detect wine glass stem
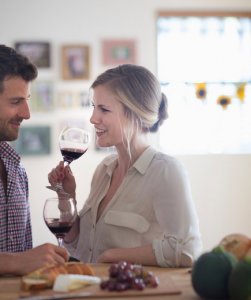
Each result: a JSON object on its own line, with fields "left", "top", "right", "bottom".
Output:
{"left": 54, "top": 161, "right": 70, "bottom": 194}
{"left": 57, "top": 237, "right": 63, "bottom": 247}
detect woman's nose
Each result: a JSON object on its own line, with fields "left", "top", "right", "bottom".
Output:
{"left": 90, "top": 111, "right": 98, "bottom": 124}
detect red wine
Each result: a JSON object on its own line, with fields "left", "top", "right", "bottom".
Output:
{"left": 45, "top": 218, "right": 73, "bottom": 239}
{"left": 61, "top": 148, "right": 87, "bottom": 163}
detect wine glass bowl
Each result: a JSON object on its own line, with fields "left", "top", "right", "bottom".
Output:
{"left": 43, "top": 196, "right": 77, "bottom": 247}
{"left": 59, "top": 127, "right": 91, "bottom": 164}
{"left": 46, "top": 126, "right": 91, "bottom": 193}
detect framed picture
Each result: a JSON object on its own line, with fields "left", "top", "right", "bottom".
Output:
{"left": 62, "top": 45, "right": 90, "bottom": 80}
{"left": 57, "top": 89, "right": 90, "bottom": 108}
{"left": 15, "top": 41, "right": 50, "bottom": 68}
{"left": 14, "top": 126, "right": 51, "bottom": 156}
{"left": 102, "top": 39, "right": 136, "bottom": 65}
{"left": 31, "top": 81, "right": 54, "bottom": 112}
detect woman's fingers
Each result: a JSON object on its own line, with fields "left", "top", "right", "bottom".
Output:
{"left": 48, "top": 162, "right": 65, "bottom": 184}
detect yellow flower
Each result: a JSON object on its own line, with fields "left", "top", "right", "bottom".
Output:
{"left": 236, "top": 83, "right": 246, "bottom": 103}
{"left": 195, "top": 83, "right": 207, "bottom": 100}
{"left": 217, "top": 95, "right": 231, "bottom": 109}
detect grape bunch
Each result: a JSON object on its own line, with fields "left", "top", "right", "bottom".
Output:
{"left": 100, "top": 261, "right": 159, "bottom": 292}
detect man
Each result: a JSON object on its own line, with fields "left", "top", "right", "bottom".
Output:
{"left": 0, "top": 44, "right": 68, "bottom": 275}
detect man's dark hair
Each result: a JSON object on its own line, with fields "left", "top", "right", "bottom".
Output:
{"left": 0, "top": 44, "right": 38, "bottom": 93}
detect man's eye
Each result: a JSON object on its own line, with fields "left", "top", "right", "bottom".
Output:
{"left": 11, "top": 100, "right": 21, "bottom": 105}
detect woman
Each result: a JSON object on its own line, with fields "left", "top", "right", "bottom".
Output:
{"left": 48, "top": 64, "right": 202, "bottom": 267}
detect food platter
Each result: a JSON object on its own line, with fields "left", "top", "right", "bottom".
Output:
{"left": 19, "top": 264, "right": 181, "bottom": 299}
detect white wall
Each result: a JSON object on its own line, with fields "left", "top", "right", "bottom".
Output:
{"left": 1, "top": 0, "right": 251, "bottom": 252}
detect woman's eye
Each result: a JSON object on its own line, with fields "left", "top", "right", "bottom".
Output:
{"left": 101, "top": 107, "right": 110, "bottom": 113}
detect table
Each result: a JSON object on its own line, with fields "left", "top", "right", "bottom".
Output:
{"left": 0, "top": 265, "right": 201, "bottom": 300}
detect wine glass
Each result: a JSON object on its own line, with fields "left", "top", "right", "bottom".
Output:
{"left": 59, "top": 126, "right": 90, "bottom": 164}
{"left": 43, "top": 196, "right": 77, "bottom": 247}
{"left": 47, "top": 126, "right": 91, "bottom": 193}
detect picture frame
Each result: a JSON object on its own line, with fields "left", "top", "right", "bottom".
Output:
{"left": 58, "top": 119, "right": 91, "bottom": 135}
{"left": 102, "top": 39, "right": 136, "bottom": 65}
{"left": 31, "top": 81, "right": 54, "bottom": 112}
{"left": 62, "top": 45, "right": 90, "bottom": 80}
{"left": 14, "top": 126, "right": 51, "bottom": 156}
{"left": 57, "top": 89, "right": 90, "bottom": 108}
{"left": 15, "top": 41, "right": 51, "bottom": 68}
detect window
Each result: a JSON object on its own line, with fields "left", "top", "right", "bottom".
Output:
{"left": 157, "top": 12, "right": 251, "bottom": 154}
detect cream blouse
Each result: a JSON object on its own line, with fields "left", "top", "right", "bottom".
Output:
{"left": 65, "top": 147, "right": 202, "bottom": 267}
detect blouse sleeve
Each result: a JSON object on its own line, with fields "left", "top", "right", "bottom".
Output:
{"left": 152, "top": 158, "right": 202, "bottom": 267}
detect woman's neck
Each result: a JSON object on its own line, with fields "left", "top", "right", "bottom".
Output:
{"left": 116, "top": 139, "right": 149, "bottom": 175}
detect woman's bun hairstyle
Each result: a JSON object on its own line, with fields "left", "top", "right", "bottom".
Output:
{"left": 149, "top": 93, "right": 168, "bottom": 133}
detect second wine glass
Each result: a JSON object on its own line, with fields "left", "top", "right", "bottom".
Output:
{"left": 43, "top": 196, "right": 77, "bottom": 247}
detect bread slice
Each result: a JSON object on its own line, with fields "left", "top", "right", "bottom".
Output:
{"left": 21, "top": 262, "right": 95, "bottom": 291}
{"left": 219, "top": 233, "right": 251, "bottom": 260}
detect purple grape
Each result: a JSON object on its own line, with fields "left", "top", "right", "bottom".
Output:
{"left": 100, "top": 280, "right": 110, "bottom": 290}
{"left": 133, "top": 265, "right": 143, "bottom": 277}
{"left": 109, "top": 263, "right": 119, "bottom": 278}
{"left": 117, "top": 272, "right": 128, "bottom": 283}
{"left": 117, "top": 261, "right": 127, "bottom": 271}
{"left": 149, "top": 275, "right": 160, "bottom": 287}
{"left": 107, "top": 280, "right": 117, "bottom": 291}
{"left": 132, "top": 278, "right": 146, "bottom": 290}
{"left": 99, "top": 261, "right": 159, "bottom": 292}
{"left": 115, "top": 282, "right": 129, "bottom": 291}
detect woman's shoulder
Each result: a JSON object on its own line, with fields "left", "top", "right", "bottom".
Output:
{"left": 150, "top": 149, "right": 187, "bottom": 175}
{"left": 152, "top": 149, "right": 183, "bottom": 166}
{"left": 148, "top": 149, "right": 190, "bottom": 187}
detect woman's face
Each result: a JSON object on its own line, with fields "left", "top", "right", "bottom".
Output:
{"left": 90, "top": 85, "right": 129, "bottom": 148}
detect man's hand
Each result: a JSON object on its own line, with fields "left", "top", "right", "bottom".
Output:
{"left": 12, "top": 243, "right": 69, "bottom": 275}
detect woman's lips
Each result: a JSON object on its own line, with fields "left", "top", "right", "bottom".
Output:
{"left": 95, "top": 128, "right": 106, "bottom": 137}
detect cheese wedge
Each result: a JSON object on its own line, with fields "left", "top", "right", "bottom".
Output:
{"left": 53, "top": 274, "right": 101, "bottom": 292}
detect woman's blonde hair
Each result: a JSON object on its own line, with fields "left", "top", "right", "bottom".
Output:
{"left": 91, "top": 64, "right": 168, "bottom": 134}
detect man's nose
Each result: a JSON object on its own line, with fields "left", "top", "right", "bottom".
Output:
{"left": 19, "top": 101, "right": 31, "bottom": 120}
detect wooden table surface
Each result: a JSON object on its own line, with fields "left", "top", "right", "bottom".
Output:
{"left": 0, "top": 264, "right": 201, "bottom": 300}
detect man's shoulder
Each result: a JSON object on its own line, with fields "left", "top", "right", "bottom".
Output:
{"left": 0, "top": 142, "right": 19, "bottom": 160}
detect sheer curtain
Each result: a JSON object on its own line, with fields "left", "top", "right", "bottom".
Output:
{"left": 157, "top": 16, "right": 251, "bottom": 154}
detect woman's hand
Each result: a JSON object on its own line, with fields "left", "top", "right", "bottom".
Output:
{"left": 48, "top": 162, "right": 76, "bottom": 198}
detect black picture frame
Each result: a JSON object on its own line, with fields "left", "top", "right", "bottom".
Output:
{"left": 15, "top": 41, "right": 51, "bottom": 68}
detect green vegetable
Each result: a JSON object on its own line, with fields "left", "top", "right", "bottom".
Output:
{"left": 229, "top": 256, "right": 251, "bottom": 300}
{"left": 191, "top": 246, "right": 237, "bottom": 299}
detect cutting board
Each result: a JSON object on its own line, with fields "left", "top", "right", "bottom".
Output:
{"left": 19, "top": 269, "right": 182, "bottom": 298}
